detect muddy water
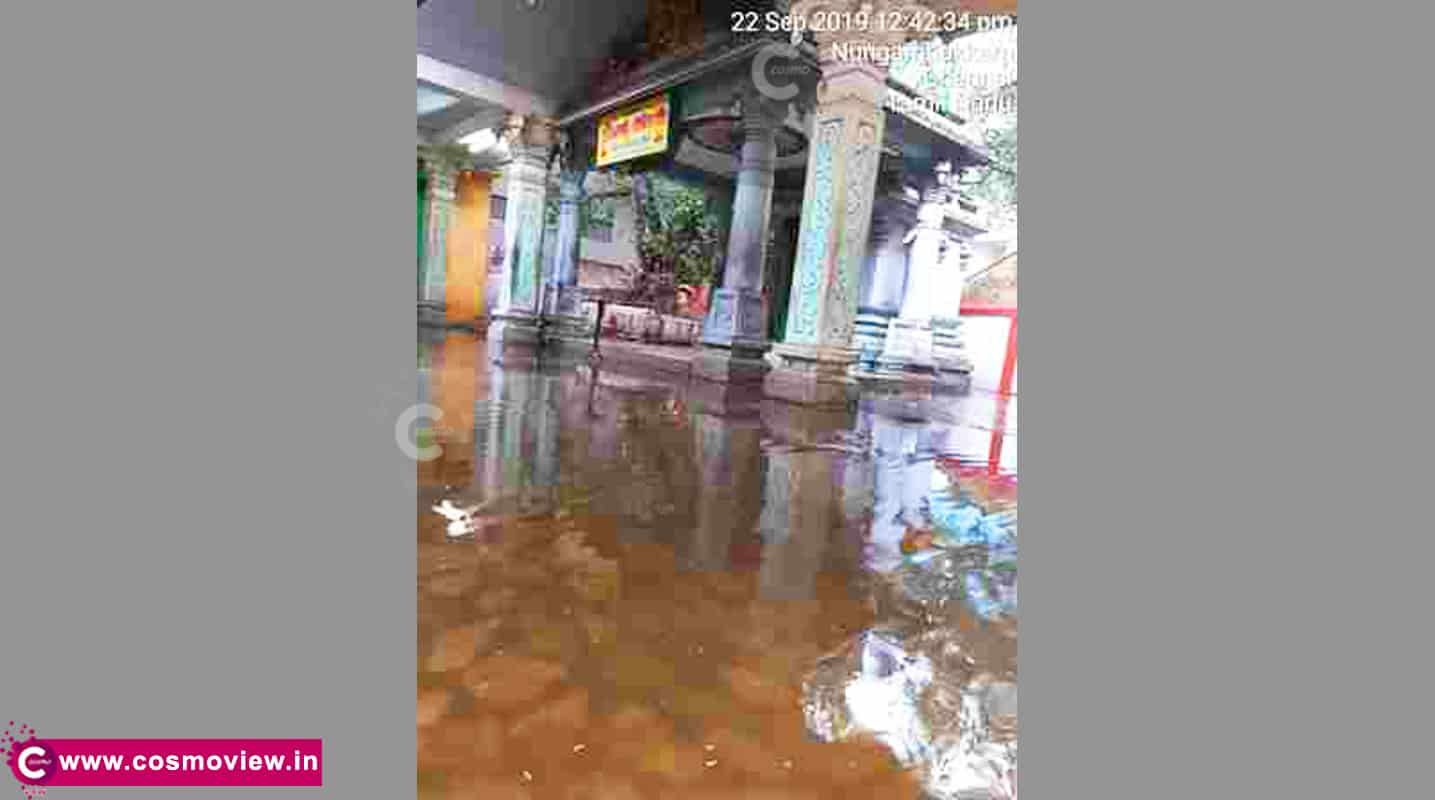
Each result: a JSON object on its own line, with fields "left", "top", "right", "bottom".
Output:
{"left": 417, "top": 333, "right": 1017, "bottom": 799}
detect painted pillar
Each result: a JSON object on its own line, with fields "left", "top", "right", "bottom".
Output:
{"left": 852, "top": 197, "right": 912, "bottom": 369}
{"left": 930, "top": 232, "right": 972, "bottom": 373}
{"left": 542, "top": 167, "right": 592, "bottom": 347}
{"left": 489, "top": 114, "right": 559, "bottom": 355}
{"left": 879, "top": 167, "right": 952, "bottom": 373}
{"left": 698, "top": 94, "right": 779, "bottom": 379}
{"left": 418, "top": 146, "right": 464, "bottom": 324}
{"left": 444, "top": 171, "right": 492, "bottom": 326}
{"left": 765, "top": 59, "right": 888, "bottom": 405}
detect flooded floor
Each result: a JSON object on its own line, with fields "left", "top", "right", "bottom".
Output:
{"left": 417, "top": 333, "right": 1017, "bottom": 799}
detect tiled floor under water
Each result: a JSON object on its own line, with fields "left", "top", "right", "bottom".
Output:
{"left": 417, "top": 333, "right": 1017, "bottom": 799}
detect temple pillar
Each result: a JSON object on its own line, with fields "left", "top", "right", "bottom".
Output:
{"left": 878, "top": 162, "right": 971, "bottom": 388}
{"left": 878, "top": 166, "right": 950, "bottom": 373}
{"left": 852, "top": 195, "right": 912, "bottom": 369}
{"left": 541, "top": 165, "right": 593, "bottom": 352}
{"left": 418, "top": 146, "right": 464, "bottom": 326}
{"left": 489, "top": 114, "right": 559, "bottom": 359}
{"left": 765, "top": 59, "right": 888, "bottom": 405}
{"left": 696, "top": 93, "right": 781, "bottom": 384}
{"left": 931, "top": 233, "right": 973, "bottom": 375}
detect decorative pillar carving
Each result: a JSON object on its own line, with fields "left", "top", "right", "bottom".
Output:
{"left": 765, "top": 57, "right": 889, "bottom": 405}
{"left": 696, "top": 91, "right": 783, "bottom": 383}
{"left": 489, "top": 114, "right": 559, "bottom": 356}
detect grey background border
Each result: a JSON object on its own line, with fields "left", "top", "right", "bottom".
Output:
{"left": 1, "top": 0, "right": 1428, "bottom": 798}
{"left": 1026, "top": 0, "right": 1427, "bottom": 797}
{"left": 0, "top": 1, "right": 415, "bottom": 797}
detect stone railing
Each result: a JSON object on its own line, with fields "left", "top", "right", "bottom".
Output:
{"left": 584, "top": 302, "right": 703, "bottom": 346}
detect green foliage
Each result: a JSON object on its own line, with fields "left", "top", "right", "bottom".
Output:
{"left": 637, "top": 175, "right": 721, "bottom": 286}
{"left": 585, "top": 196, "right": 615, "bottom": 234}
{"left": 625, "top": 173, "right": 722, "bottom": 309}
{"left": 544, "top": 193, "right": 617, "bottom": 239}
{"left": 960, "top": 115, "right": 1017, "bottom": 217}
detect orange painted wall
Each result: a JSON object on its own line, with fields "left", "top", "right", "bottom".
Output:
{"left": 445, "top": 171, "right": 492, "bottom": 323}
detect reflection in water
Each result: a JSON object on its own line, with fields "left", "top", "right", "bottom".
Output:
{"left": 418, "top": 334, "right": 1016, "bottom": 799}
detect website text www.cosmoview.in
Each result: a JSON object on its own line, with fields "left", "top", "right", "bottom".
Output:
{"left": 7, "top": 738, "right": 322, "bottom": 788}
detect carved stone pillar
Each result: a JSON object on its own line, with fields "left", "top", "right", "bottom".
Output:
{"left": 489, "top": 114, "right": 559, "bottom": 358}
{"left": 541, "top": 164, "right": 592, "bottom": 351}
{"left": 852, "top": 194, "right": 913, "bottom": 368}
{"left": 765, "top": 58, "right": 888, "bottom": 405}
{"left": 697, "top": 93, "right": 782, "bottom": 383}
{"left": 931, "top": 234, "right": 973, "bottom": 375}
{"left": 879, "top": 166, "right": 952, "bottom": 373}
{"left": 418, "top": 145, "right": 465, "bottom": 326}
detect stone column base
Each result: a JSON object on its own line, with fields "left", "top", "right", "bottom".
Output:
{"left": 852, "top": 366, "right": 972, "bottom": 397}
{"left": 689, "top": 377, "right": 764, "bottom": 418}
{"left": 700, "top": 287, "right": 768, "bottom": 353}
{"left": 852, "top": 309, "right": 896, "bottom": 369}
{"left": 417, "top": 300, "right": 447, "bottom": 328}
{"left": 763, "top": 342, "right": 858, "bottom": 406}
{"left": 486, "top": 312, "right": 542, "bottom": 364}
{"left": 932, "top": 317, "right": 973, "bottom": 374}
{"left": 538, "top": 286, "right": 595, "bottom": 360}
{"left": 878, "top": 318, "right": 936, "bottom": 372}
{"left": 541, "top": 312, "right": 594, "bottom": 346}
{"left": 694, "top": 346, "right": 769, "bottom": 385}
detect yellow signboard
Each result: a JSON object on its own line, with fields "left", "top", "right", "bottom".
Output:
{"left": 595, "top": 94, "right": 671, "bottom": 167}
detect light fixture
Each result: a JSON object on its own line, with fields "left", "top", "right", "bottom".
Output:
{"left": 457, "top": 127, "right": 498, "bottom": 153}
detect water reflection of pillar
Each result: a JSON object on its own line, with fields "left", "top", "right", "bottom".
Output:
{"left": 683, "top": 412, "right": 763, "bottom": 572}
{"left": 868, "top": 415, "right": 909, "bottom": 572}
{"left": 867, "top": 412, "right": 942, "bottom": 568}
{"left": 434, "top": 335, "right": 478, "bottom": 488}
{"left": 839, "top": 416, "right": 877, "bottom": 568}
{"left": 492, "top": 367, "right": 560, "bottom": 515}
{"left": 530, "top": 368, "right": 562, "bottom": 510}
{"left": 900, "top": 426, "right": 933, "bottom": 531}
{"left": 475, "top": 363, "right": 507, "bottom": 499}
{"left": 758, "top": 447, "right": 838, "bottom": 602}
{"left": 555, "top": 367, "right": 593, "bottom": 488}
{"left": 417, "top": 338, "right": 438, "bottom": 488}
{"left": 487, "top": 365, "right": 529, "bottom": 505}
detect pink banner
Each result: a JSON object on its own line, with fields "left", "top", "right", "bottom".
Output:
{"left": 8, "top": 738, "right": 322, "bottom": 787}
